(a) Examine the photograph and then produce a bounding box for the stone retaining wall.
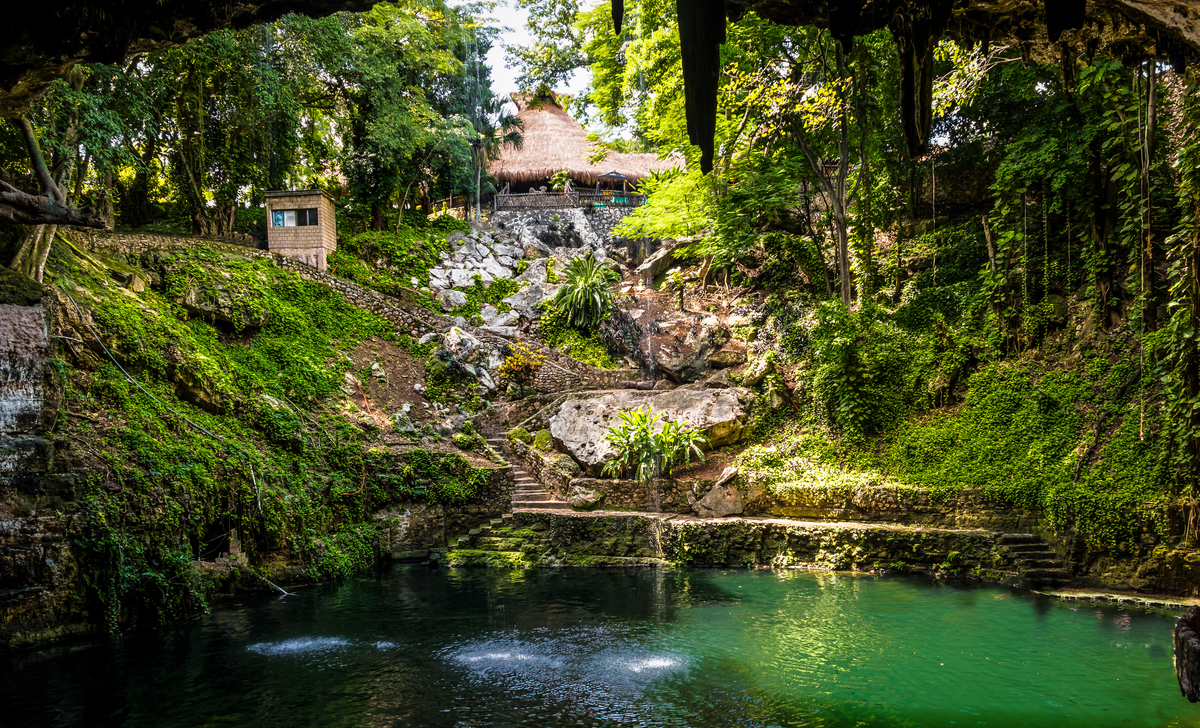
[745,484,1039,532]
[509,510,1020,576]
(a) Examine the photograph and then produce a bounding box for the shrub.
[537,304,621,369]
[497,342,546,385]
[552,253,619,328]
[601,408,708,483]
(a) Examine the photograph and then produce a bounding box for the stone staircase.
[443,517,554,567]
[484,437,568,510]
[997,533,1072,589]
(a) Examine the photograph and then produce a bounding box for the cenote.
[1,567,1183,727]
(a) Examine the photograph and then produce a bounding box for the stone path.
[485,437,567,510]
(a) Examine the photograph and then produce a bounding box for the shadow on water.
[0,566,1187,728]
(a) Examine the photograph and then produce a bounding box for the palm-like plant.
[601,408,708,483]
[468,90,523,222]
[553,253,620,328]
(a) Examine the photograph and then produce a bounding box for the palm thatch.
[490,91,681,187]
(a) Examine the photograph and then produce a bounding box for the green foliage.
[552,253,619,328]
[738,354,1169,551]
[602,408,708,482]
[329,215,467,299]
[537,304,621,369]
[318,524,378,579]
[55,244,494,632]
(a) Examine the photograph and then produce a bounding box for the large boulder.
[437,289,467,311]
[656,317,729,383]
[548,387,753,475]
[692,483,744,518]
[633,244,677,284]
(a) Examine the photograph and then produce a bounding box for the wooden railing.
[494,184,646,211]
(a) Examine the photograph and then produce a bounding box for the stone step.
[515,501,569,510]
[1005,543,1055,553]
[514,493,553,502]
[475,537,529,550]
[997,533,1041,544]
[1024,568,1073,580]
[1017,558,1064,568]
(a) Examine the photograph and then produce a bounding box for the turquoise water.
[1,567,1191,727]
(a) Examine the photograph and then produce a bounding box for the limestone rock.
[515,258,549,285]
[715,466,738,487]
[707,347,746,368]
[569,485,605,511]
[692,483,744,518]
[442,327,481,363]
[767,382,788,410]
[704,370,734,388]
[548,388,752,474]
[741,355,774,387]
[437,289,467,311]
[502,282,561,317]
[634,244,677,283]
[449,269,477,288]
[656,319,729,383]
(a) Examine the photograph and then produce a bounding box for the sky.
[481,1,594,110]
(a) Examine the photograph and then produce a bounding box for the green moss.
[0,266,43,305]
[506,426,532,444]
[537,303,620,369]
[49,240,493,631]
[532,429,553,451]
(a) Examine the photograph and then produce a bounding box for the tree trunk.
[834,44,852,307]
[371,202,384,231]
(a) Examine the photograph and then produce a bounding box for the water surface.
[1,566,1189,727]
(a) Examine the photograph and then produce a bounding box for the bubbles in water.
[442,626,690,724]
[246,637,352,656]
[623,657,680,673]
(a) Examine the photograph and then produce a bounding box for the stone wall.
[745,484,1040,532]
[571,476,697,513]
[506,510,1020,576]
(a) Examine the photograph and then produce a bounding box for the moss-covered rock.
[0,267,43,305]
[546,453,580,480]
[532,428,553,451]
[506,426,532,444]
[452,432,477,450]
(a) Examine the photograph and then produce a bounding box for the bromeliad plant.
[552,252,620,328]
[602,407,709,483]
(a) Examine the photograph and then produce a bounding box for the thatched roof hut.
[490,91,680,189]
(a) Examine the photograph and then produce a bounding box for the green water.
[1,567,1191,727]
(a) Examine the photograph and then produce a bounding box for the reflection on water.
[0,566,1186,727]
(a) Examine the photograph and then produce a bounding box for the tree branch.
[14,117,64,203]
[0,179,104,227]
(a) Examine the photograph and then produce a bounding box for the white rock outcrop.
[548,387,754,475]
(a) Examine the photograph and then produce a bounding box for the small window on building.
[272,208,319,227]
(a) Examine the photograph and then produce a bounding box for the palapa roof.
[490,91,680,186]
